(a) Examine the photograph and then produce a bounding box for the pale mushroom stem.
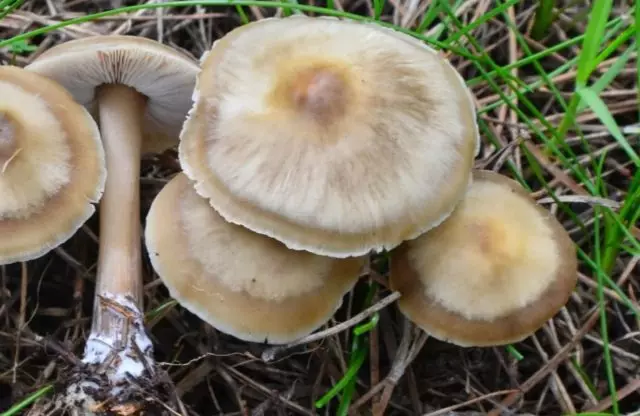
[83,84,154,381]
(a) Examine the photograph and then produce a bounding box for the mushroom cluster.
[143,14,577,350]
[1,12,579,412]
[145,15,480,344]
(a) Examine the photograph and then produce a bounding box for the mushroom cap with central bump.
[179,16,479,258]
[0,66,106,265]
[26,35,200,153]
[275,63,350,125]
[144,173,365,344]
[389,170,578,347]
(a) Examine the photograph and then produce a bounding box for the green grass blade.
[0,0,23,20]
[0,385,53,416]
[0,1,480,59]
[145,299,178,320]
[279,0,294,16]
[576,0,614,85]
[354,313,379,336]
[637,0,640,119]
[444,0,520,46]
[506,344,524,361]
[234,5,250,24]
[571,358,601,401]
[576,86,640,167]
[579,249,640,318]
[372,0,384,20]
[336,373,358,416]
[415,0,440,33]
[590,22,635,74]
[593,207,619,414]
[0,0,19,10]
[601,169,640,272]
[577,42,635,112]
[467,16,626,87]
[557,0,614,142]
[496,0,570,114]
[440,2,600,198]
[531,0,555,40]
[336,336,366,415]
[315,343,367,408]
[316,281,379,410]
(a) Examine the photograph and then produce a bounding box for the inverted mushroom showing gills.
[145,173,364,344]
[0,66,105,265]
[26,35,199,404]
[179,16,479,258]
[390,170,578,347]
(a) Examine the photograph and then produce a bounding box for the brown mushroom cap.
[0,66,106,264]
[26,35,199,153]
[144,173,365,344]
[179,16,479,258]
[389,170,578,347]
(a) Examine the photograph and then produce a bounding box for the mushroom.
[0,65,105,265]
[179,16,479,258]
[145,173,365,344]
[389,170,578,347]
[26,36,199,390]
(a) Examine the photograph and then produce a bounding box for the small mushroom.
[0,66,105,265]
[145,173,365,344]
[26,35,199,393]
[389,170,578,347]
[179,16,479,258]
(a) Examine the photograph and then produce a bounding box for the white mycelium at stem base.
[82,84,154,381]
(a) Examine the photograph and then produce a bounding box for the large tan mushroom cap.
[26,35,199,153]
[179,16,479,258]
[389,170,578,347]
[0,66,106,265]
[145,173,364,344]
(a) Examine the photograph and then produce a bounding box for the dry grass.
[1,1,639,415]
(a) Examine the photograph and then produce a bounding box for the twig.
[422,389,519,416]
[261,291,401,362]
[350,319,428,414]
[488,309,600,415]
[583,378,640,413]
[222,362,314,416]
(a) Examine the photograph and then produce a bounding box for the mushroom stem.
[82,84,154,382]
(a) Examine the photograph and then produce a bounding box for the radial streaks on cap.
[0,81,72,219]
[180,16,479,258]
[180,188,330,301]
[145,173,364,344]
[0,66,105,265]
